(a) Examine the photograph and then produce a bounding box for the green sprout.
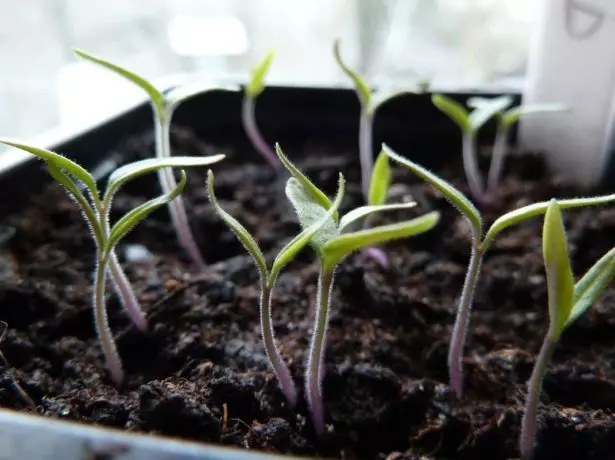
[520,201,615,460]
[0,321,36,408]
[242,49,280,170]
[207,168,344,408]
[277,143,440,434]
[73,48,237,270]
[467,97,568,197]
[333,39,414,201]
[0,139,224,384]
[384,144,615,398]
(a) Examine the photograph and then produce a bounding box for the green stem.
[448,240,483,398]
[305,264,335,435]
[520,331,557,460]
[94,251,123,385]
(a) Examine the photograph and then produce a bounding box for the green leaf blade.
[207,170,268,278]
[0,138,98,196]
[483,194,615,250]
[106,171,188,256]
[165,82,239,112]
[467,95,514,131]
[246,50,275,98]
[323,211,440,270]
[368,150,391,206]
[339,202,416,232]
[73,48,165,115]
[542,200,575,338]
[333,39,371,107]
[383,144,482,235]
[566,247,615,328]
[432,94,471,133]
[270,173,345,283]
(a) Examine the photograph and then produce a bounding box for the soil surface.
[0,128,614,459]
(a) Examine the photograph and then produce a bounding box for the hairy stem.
[359,110,374,201]
[0,349,36,408]
[260,284,297,406]
[462,133,484,201]
[94,252,123,385]
[448,241,483,398]
[306,265,335,435]
[107,252,148,331]
[154,111,205,269]
[486,125,510,196]
[520,331,557,460]
[241,96,281,170]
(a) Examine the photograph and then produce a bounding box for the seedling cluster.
[0,43,612,460]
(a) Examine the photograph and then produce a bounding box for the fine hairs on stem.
[73,48,238,269]
[384,145,615,398]
[0,138,225,384]
[242,50,281,170]
[519,201,615,459]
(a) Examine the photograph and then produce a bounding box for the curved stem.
[241,96,281,170]
[462,133,484,202]
[260,284,297,406]
[94,252,123,385]
[448,241,483,398]
[0,350,35,407]
[107,252,148,331]
[154,111,206,269]
[486,126,510,196]
[305,265,335,435]
[520,331,557,460]
[359,110,374,201]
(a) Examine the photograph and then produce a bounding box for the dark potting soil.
[0,128,614,460]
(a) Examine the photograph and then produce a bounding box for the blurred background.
[0,0,535,140]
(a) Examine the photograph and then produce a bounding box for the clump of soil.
[0,129,614,459]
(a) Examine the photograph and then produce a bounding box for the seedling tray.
[0,86,613,460]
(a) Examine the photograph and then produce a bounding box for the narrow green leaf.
[432,94,471,133]
[333,39,371,107]
[105,155,225,203]
[323,211,440,270]
[468,95,514,131]
[246,49,275,98]
[47,162,104,246]
[165,82,239,112]
[542,200,575,338]
[207,170,268,279]
[482,194,615,251]
[0,138,98,197]
[269,173,345,284]
[383,144,482,236]
[500,103,568,130]
[368,150,391,206]
[275,143,338,221]
[73,48,165,115]
[285,178,340,252]
[105,171,187,258]
[0,321,7,343]
[339,203,416,232]
[565,247,615,328]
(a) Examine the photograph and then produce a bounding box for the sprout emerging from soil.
[333,39,414,201]
[0,138,224,384]
[206,168,344,407]
[0,321,36,408]
[384,144,615,399]
[520,201,615,460]
[242,50,281,170]
[277,143,440,434]
[73,48,237,269]
[467,97,568,198]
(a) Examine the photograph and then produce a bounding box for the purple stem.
[362,246,389,269]
[359,111,374,201]
[486,126,510,197]
[448,242,483,398]
[260,284,297,406]
[305,266,335,435]
[462,133,485,202]
[242,96,282,170]
[520,331,557,460]
[107,252,148,331]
